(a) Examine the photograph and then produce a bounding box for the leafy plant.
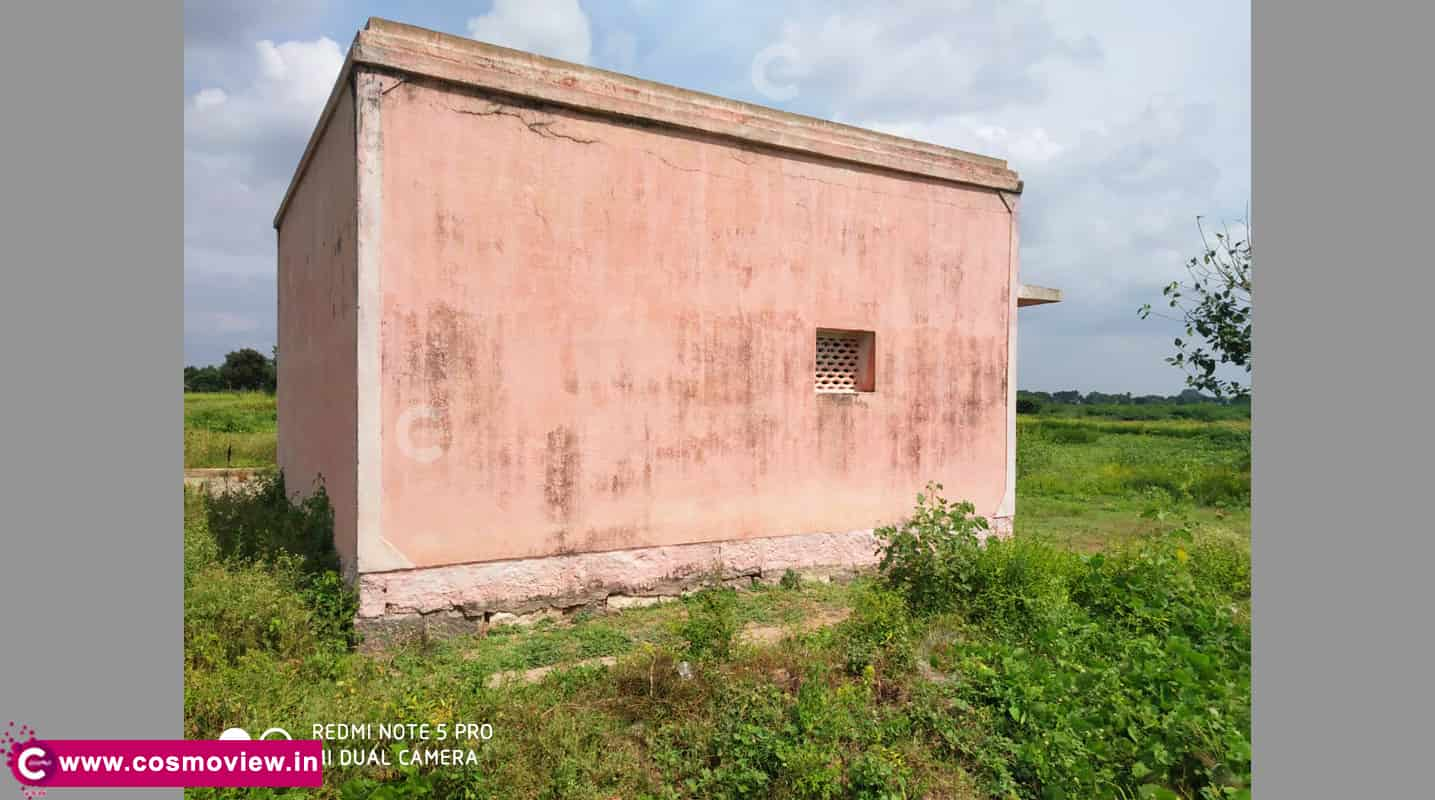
[680,586,741,662]
[839,585,916,677]
[1139,215,1252,399]
[873,482,989,616]
[205,470,338,577]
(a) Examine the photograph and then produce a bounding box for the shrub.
[875,489,1251,799]
[681,586,741,662]
[846,746,913,800]
[304,570,362,650]
[873,482,988,616]
[186,475,359,664]
[1188,534,1252,601]
[206,471,338,577]
[965,535,1079,637]
[839,585,917,677]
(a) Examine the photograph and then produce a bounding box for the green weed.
[680,586,741,662]
[875,485,1251,799]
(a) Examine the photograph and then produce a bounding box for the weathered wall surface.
[276,88,360,575]
[371,77,1013,572]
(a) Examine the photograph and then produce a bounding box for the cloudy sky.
[184,0,1250,394]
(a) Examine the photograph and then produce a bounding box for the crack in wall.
[444,101,600,145]
[643,149,703,173]
[426,91,996,211]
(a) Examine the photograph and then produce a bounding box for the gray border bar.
[0,4,181,795]
[1256,2,1435,796]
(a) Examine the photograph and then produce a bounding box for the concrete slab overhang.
[274,17,1023,229]
[1017,284,1063,307]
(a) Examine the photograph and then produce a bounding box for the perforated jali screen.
[815,331,863,393]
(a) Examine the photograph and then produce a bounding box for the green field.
[184,393,1250,799]
[184,391,277,468]
[1015,416,1250,551]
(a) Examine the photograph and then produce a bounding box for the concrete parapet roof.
[1017,284,1063,307]
[275,17,1023,229]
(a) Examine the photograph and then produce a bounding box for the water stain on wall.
[543,425,581,525]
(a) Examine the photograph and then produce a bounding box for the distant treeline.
[185,347,276,393]
[1018,388,1250,420]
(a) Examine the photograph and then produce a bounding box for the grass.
[1020,401,1250,423]
[1014,414,1250,552]
[185,391,276,468]
[183,395,1250,799]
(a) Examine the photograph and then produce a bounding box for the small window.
[815,328,875,394]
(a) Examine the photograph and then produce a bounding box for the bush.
[304,570,362,650]
[1015,397,1041,414]
[873,482,989,616]
[681,586,741,662]
[839,585,916,677]
[875,489,1251,799]
[846,746,913,800]
[965,534,1079,637]
[1188,534,1252,601]
[185,475,359,667]
[206,471,338,577]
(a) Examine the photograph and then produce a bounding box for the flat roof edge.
[1017,284,1063,307]
[274,18,1022,229]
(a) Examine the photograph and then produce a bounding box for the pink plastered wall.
[276,90,360,575]
[366,76,1014,572]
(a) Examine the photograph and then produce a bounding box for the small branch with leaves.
[1140,214,1252,399]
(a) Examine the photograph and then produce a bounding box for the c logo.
[16,744,53,782]
[258,728,292,740]
[396,404,444,464]
[750,43,801,101]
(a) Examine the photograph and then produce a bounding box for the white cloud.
[750,0,1100,119]
[867,117,1067,165]
[185,37,344,157]
[468,0,593,64]
[184,34,345,363]
[184,35,344,275]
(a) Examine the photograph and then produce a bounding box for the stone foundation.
[354,517,1012,646]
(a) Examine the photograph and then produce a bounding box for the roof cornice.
[274,17,1022,229]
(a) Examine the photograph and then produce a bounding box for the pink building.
[274,18,1060,636]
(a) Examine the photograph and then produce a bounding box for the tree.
[219,348,272,391]
[184,365,224,392]
[266,346,279,393]
[1140,215,1252,399]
